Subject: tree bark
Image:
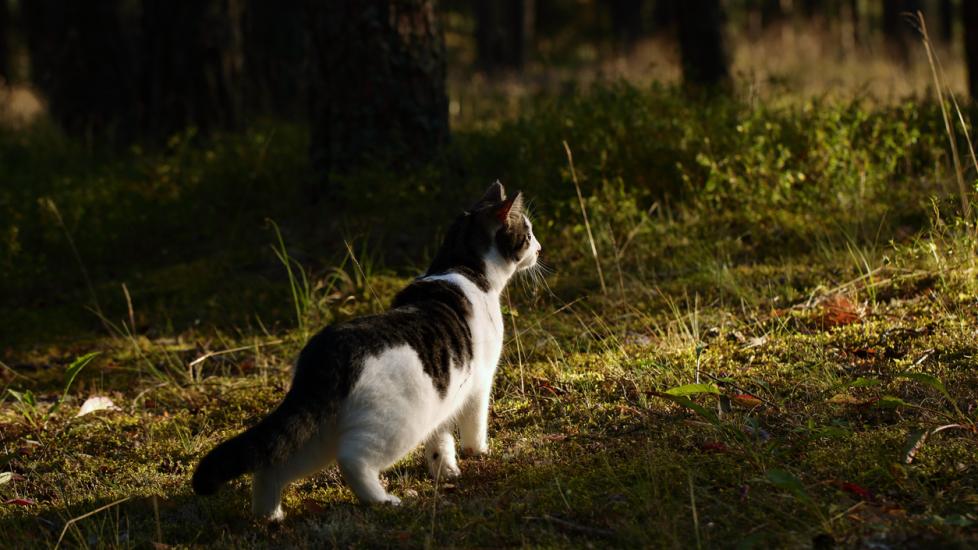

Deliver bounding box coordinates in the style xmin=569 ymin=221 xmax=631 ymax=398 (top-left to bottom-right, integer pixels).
xmin=882 ymin=0 xmax=921 ymax=65
xmin=760 ymin=0 xmax=784 ymax=28
xmin=609 ymin=0 xmax=644 ymax=52
xmin=0 ymin=0 xmax=9 ymax=83
xmin=677 ymin=0 xmax=730 ymax=90
xmin=965 ymin=0 xmax=978 ymax=99
xmin=22 ymin=0 xmax=140 ymax=140
xmin=242 ymin=0 xmax=307 ymax=119
xmin=308 ymin=0 xmax=449 ymax=186
xmin=139 ymin=0 xmax=244 ymax=139
xmin=651 ymin=0 xmax=676 ymax=31
xmin=938 ymin=0 xmax=954 ymax=43
xmin=476 ymin=0 xmax=533 ymax=72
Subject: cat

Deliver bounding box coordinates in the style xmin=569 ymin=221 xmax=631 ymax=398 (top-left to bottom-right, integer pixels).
xmin=191 ymin=182 xmax=541 ymax=520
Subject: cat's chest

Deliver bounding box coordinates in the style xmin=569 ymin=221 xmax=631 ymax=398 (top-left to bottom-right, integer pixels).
xmin=421 ymin=274 xmax=504 ymax=368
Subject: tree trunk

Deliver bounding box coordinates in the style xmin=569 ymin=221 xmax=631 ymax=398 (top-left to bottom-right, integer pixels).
xmin=677 ymin=0 xmax=730 ymax=90
xmin=800 ymin=0 xmax=820 ymax=18
xmin=609 ymin=0 xmax=644 ymax=52
xmin=938 ymin=0 xmax=954 ymax=43
xmin=760 ymin=0 xmax=784 ymax=28
xmin=965 ymin=0 xmax=978 ymax=99
xmin=22 ymin=0 xmax=140 ymax=140
xmin=308 ymin=0 xmax=449 ymax=186
xmin=883 ymin=0 xmax=921 ymax=65
xmin=139 ymin=0 xmax=244 ymax=139
xmin=0 ymin=0 xmax=9 ymax=83
xmin=476 ymin=0 xmax=533 ymax=72
xmin=242 ymin=0 xmax=307 ymax=119
xmin=651 ymin=0 xmax=676 ymax=31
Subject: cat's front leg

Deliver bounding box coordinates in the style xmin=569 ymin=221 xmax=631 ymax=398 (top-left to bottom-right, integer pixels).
xmin=457 ymin=384 xmax=492 ymax=457
xmin=424 ymin=428 xmax=460 ymax=480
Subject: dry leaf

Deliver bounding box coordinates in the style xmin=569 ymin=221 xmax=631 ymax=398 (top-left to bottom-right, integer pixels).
xmin=818 ymin=294 xmax=861 ymax=328
xmin=731 ymin=394 xmax=763 ymax=408
xmin=77 ymin=396 xmax=121 ymax=417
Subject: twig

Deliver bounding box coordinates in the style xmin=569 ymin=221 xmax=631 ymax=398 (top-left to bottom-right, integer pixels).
xmin=562 ymin=141 xmax=607 ymax=294
xmin=188 ymin=340 xmax=284 ymax=368
xmin=54 ymin=496 xmax=130 ymax=549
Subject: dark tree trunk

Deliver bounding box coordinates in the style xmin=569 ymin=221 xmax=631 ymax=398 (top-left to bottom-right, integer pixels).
xmin=242 ymin=0 xmax=307 ymax=119
xmin=882 ymin=0 xmax=921 ymax=65
xmin=800 ymin=0 xmax=820 ymax=18
xmin=965 ymin=0 xmax=978 ymax=98
xmin=0 ymin=0 xmax=9 ymax=83
xmin=139 ymin=0 xmax=244 ymax=139
xmin=677 ymin=0 xmax=730 ymax=90
xmin=609 ymin=0 xmax=644 ymax=52
xmin=760 ymin=0 xmax=784 ymax=28
xmin=308 ymin=0 xmax=448 ymax=186
xmin=22 ymin=0 xmax=140 ymax=140
xmin=651 ymin=0 xmax=676 ymax=31
xmin=938 ymin=0 xmax=954 ymax=43
xmin=476 ymin=0 xmax=533 ymax=72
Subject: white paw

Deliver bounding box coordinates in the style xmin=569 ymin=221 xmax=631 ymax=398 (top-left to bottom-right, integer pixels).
xmin=430 ymin=462 xmax=461 ymax=480
xmin=462 ymin=444 xmax=489 ymax=457
xmin=265 ymin=506 xmax=286 ymax=522
xmin=382 ymin=494 xmax=402 ymax=506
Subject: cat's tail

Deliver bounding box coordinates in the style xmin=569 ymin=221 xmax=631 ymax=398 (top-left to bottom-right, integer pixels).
xmin=191 ymin=393 xmax=322 ymax=495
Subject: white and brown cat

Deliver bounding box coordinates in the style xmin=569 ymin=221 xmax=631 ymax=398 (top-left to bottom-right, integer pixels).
xmin=192 ymin=182 xmax=541 ymax=520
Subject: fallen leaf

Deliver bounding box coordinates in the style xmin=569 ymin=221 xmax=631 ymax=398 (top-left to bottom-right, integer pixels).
xmin=4 ymin=498 xmax=34 ymax=506
xmin=77 ymin=396 xmax=121 ymax=417
xmin=903 ymin=429 xmax=928 ymax=464
xmin=743 ymin=336 xmax=767 ymax=349
xmin=818 ymin=294 xmax=861 ymax=328
xmin=840 ymin=482 xmax=873 ymax=500
xmin=731 ymin=394 xmax=763 ymax=408
xmin=0 ymin=472 xmax=23 ymax=485
xmin=827 ymin=393 xmax=877 ymax=406
xmin=699 ymin=442 xmax=728 ymax=453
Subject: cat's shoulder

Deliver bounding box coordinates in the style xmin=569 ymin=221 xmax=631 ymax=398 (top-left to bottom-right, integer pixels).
xmin=391 ymin=273 xmax=476 ymax=310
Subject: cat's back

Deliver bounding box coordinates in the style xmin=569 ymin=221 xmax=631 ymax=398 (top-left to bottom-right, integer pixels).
xmin=291 ymin=275 xmax=480 ymax=400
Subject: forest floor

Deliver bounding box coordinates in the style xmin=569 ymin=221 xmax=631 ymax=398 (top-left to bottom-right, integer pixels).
xmin=2 ymin=84 xmax=978 ymax=547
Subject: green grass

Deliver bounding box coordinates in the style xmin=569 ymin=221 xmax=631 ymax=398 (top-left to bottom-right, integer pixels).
xmin=1 ymin=83 xmax=977 ymax=547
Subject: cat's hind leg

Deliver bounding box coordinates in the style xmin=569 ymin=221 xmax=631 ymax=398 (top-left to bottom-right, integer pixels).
xmin=250 ymin=426 xmax=339 ymax=520
xmin=424 ymin=428 xmax=460 ymax=480
xmin=337 ymin=455 xmax=401 ymax=505
xmin=252 ymin=467 xmax=288 ymax=521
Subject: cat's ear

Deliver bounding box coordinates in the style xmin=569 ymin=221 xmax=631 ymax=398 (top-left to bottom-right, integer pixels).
xmin=479 ymin=180 xmax=506 ymax=204
xmin=494 ymin=191 xmax=523 ymax=224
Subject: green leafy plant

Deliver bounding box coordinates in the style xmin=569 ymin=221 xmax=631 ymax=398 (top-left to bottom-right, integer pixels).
xmin=7 ymin=352 xmax=99 ymax=430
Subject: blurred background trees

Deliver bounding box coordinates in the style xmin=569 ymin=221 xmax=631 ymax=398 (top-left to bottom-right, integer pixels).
xmin=1 ymin=0 xmax=978 ymax=172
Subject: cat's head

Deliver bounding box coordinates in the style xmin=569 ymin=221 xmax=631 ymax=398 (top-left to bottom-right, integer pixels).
xmin=427 ymin=181 xmax=542 ymax=290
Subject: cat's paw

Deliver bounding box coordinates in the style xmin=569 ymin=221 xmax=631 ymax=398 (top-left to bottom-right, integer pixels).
xmin=429 ymin=461 xmax=461 ymax=480
xmin=382 ymin=494 xmax=402 ymax=506
xmin=263 ymin=506 xmax=286 ymax=522
xmin=461 ymin=444 xmax=489 ymax=457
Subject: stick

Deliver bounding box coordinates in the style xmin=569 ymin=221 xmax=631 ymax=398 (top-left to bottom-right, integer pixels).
xmin=54 ymin=496 xmax=131 ymax=549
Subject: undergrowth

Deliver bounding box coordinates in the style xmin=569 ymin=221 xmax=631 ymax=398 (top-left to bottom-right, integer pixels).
xmin=1 ymin=83 xmax=977 ymax=547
